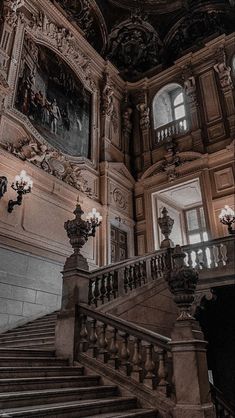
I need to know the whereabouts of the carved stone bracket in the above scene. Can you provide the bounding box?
[101,71,114,117]
[1,137,93,197]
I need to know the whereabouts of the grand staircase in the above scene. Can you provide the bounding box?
[0,313,157,417]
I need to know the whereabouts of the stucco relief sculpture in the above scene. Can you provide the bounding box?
[3,0,24,27]
[27,12,91,77]
[136,103,150,131]
[101,74,114,117]
[1,137,92,196]
[214,47,233,89]
[182,65,197,104]
[15,36,91,158]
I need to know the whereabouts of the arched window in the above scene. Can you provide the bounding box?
[152,83,188,144]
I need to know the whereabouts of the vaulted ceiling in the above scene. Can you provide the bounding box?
[52,0,235,80]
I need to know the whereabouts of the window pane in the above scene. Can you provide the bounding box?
[203,232,208,241]
[200,207,206,228]
[186,209,199,231]
[174,93,183,106]
[189,233,201,244]
[175,105,185,120]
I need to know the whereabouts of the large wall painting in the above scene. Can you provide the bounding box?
[15,37,91,158]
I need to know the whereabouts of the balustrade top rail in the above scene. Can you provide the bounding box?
[89,248,167,279]
[79,303,171,349]
[87,235,234,279]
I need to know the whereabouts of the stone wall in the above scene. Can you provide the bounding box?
[0,246,62,330]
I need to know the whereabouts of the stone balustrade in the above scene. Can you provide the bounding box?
[87,236,234,307]
[154,117,188,146]
[76,304,173,395]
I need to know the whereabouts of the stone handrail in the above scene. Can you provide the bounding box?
[88,248,169,306]
[211,384,235,417]
[154,116,188,146]
[76,303,173,394]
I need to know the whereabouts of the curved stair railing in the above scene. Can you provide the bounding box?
[87,236,234,307]
[211,384,235,418]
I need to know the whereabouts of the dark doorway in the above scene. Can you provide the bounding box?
[197,285,235,405]
[111,226,128,263]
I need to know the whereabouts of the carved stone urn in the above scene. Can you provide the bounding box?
[64,204,91,271]
[157,207,174,248]
[167,245,199,320]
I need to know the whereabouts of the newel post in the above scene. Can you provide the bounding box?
[55,203,101,363]
[167,245,216,418]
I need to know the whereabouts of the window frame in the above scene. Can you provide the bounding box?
[184,205,208,245]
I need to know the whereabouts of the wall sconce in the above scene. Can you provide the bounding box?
[8,170,33,213]
[86,208,103,236]
[219,205,235,235]
[0,176,8,199]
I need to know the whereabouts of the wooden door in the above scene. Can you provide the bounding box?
[111,225,128,263]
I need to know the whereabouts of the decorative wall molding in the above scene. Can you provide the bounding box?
[25,12,97,92]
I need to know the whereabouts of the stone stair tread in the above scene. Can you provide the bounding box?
[0,331,55,339]
[88,409,157,417]
[0,396,138,416]
[0,375,100,384]
[0,385,118,399]
[0,348,55,355]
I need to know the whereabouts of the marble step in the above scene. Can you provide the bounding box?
[0,331,55,341]
[0,337,55,348]
[0,385,119,408]
[0,357,68,367]
[0,366,84,378]
[0,397,140,417]
[0,349,55,357]
[0,375,101,392]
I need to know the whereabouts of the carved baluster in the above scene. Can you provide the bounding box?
[151,257,156,280]
[143,342,156,389]
[220,244,227,266]
[195,250,201,270]
[157,349,168,395]
[119,331,130,375]
[88,318,98,357]
[187,250,193,268]
[97,322,108,363]
[131,337,142,382]
[112,271,119,298]
[142,261,147,283]
[88,280,93,306]
[133,265,137,289]
[209,245,216,269]
[217,244,224,267]
[100,275,106,304]
[106,272,112,301]
[124,267,129,293]
[212,245,219,267]
[79,314,88,352]
[94,277,100,307]
[136,263,142,287]
[108,327,119,369]
[129,266,134,290]
[201,247,208,269]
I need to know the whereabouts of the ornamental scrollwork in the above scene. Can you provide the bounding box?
[1,137,93,197]
[113,188,126,210]
[25,12,96,90]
